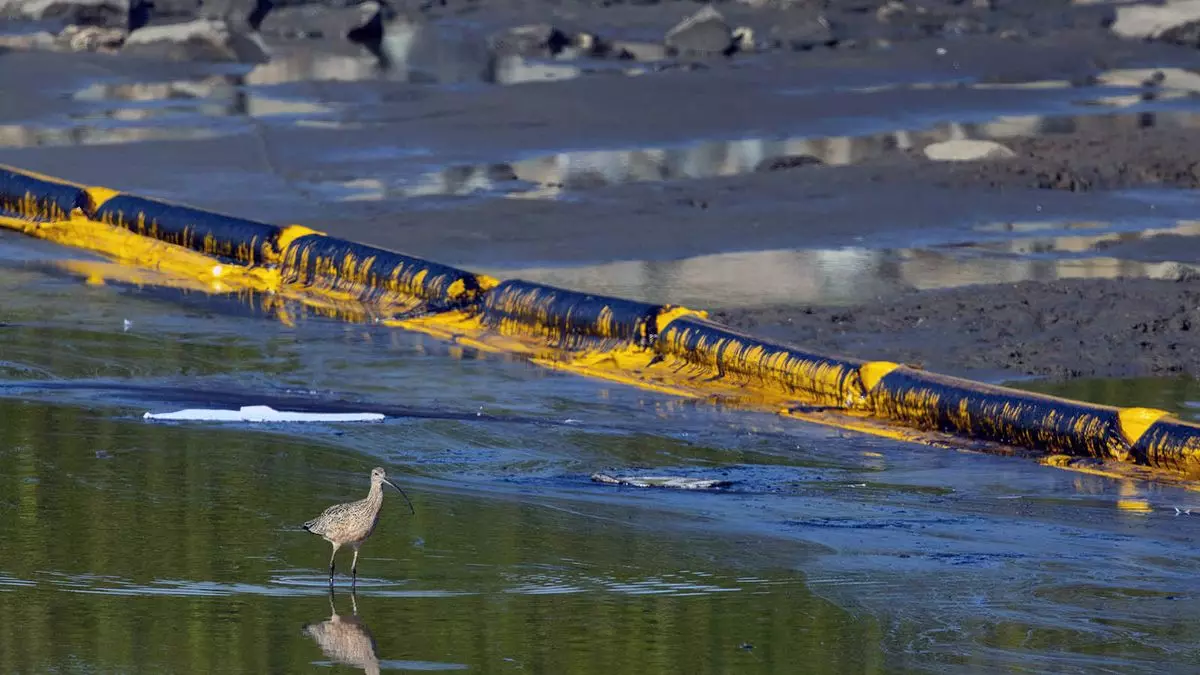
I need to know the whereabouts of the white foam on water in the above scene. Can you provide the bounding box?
[143,405,384,423]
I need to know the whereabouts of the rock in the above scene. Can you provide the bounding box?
[128,0,150,31]
[665,5,737,56]
[876,1,907,22]
[198,0,274,32]
[487,23,616,60]
[147,0,200,16]
[348,3,492,83]
[731,26,755,52]
[1111,0,1200,40]
[489,23,573,58]
[923,139,1016,162]
[771,13,834,50]
[1159,17,1200,46]
[613,40,668,62]
[755,155,823,172]
[345,0,387,64]
[736,0,798,7]
[122,19,268,62]
[570,31,624,59]
[485,163,519,183]
[943,15,988,37]
[57,23,125,52]
[0,21,124,53]
[0,0,130,28]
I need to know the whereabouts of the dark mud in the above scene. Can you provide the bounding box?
[915,122,1200,192]
[7,0,1200,385]
[715,275,1200,381]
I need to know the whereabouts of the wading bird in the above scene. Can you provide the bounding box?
[303,467,415,585]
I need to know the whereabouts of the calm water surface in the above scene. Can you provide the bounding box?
[1016,376,1200,423]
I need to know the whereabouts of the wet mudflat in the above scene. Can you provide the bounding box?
[7,17,1200,384]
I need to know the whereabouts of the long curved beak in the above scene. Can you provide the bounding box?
[383,479,415,515]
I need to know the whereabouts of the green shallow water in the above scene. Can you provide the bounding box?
[1012,376,1200,421]
[0,398,881,675]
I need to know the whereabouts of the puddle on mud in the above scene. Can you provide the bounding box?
[0,51,636,149]
[319,105,1200,201]
[0,71,344,148]
[0,19,664,149]
[480,218,1200,308]
[276,66,1200,201]
[0,51,1197,180]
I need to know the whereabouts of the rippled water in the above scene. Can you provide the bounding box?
[0,397,875,674]
[5,230,1200,673]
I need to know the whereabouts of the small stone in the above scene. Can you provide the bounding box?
[755,155,823,172]
[612,40,668,62]
[943,16,987,37]
[665,5,736,56]
[923,139,1016,162]
[199,0,274,32]
[345,0,385,57]
[736,0,797,7]
[732,26,755,52]
[57,23,126,52]
[772,13,834,51]
[1,0,129,27]
[876,1,907,22]
[1159,19,1200,47]
[1111,0,1200,40]
[485,163,519,183]
[489,23,571,58]
[122,19,268,63]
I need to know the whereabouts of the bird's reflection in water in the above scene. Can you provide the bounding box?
[303,589,381,675]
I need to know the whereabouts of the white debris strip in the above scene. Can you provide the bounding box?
[590,473,732,490]
[143,405,384,423]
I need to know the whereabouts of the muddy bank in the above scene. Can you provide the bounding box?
[6,1,1200,388]
[713,275,1200,381]
[914,121,1200,192]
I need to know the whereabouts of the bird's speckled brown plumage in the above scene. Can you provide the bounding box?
[303,467,414,584]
